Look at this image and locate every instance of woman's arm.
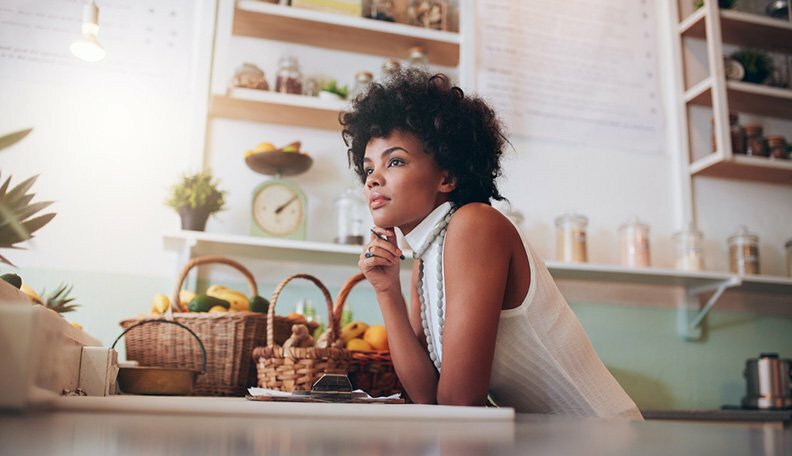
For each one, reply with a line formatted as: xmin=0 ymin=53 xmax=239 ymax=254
xmin=437 ymin=204 xmax=518 ymax=406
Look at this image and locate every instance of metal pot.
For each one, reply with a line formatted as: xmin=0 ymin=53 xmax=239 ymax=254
xmin=741 ymin=353 xmax=792 ymax=409
xmin=111 ymin=320 xmax=206 ymax=395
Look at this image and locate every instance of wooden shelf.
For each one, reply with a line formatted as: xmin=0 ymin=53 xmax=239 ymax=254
xmin=163 ymin=231 xmax=792 ymax=293
xmin=690 ymin=154 xmax=792 ymax=184
xmin=685 ymin=78 xmax=792 ymax=120
xmin=233 ymin=1 xmax=460 ymax=67
xmin=210 ymin=88 xmax=347 ymax=130
xmin=681 ymin=8 xmax=792 ymax=53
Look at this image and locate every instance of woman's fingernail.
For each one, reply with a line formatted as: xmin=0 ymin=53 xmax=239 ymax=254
xmin=400 ymin=254 xmax=405 ymax=260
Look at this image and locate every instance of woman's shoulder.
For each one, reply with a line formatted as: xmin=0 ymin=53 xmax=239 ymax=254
xmin=449 ymin=203 xmax=517 ymax=239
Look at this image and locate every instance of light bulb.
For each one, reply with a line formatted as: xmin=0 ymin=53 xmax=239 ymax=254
xmin=70 ymin=1 xmax=105 ymax=62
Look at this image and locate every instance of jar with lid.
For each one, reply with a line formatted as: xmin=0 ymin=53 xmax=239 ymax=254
xmin=382 ymin=58 xmax=401 ymax=80
xmin=407 ymin=46 xmax=429 ymax=67
xmin=350 ymin=71 xmax=373 ymax=99
xmin=711 ymin=112 xmax=744 ymax=155
xmin=786 ymin=238 xmax=792 ymax=278
xmin=275 ymin=55 xmax=303 ymax=95
xmin=232 ymin=62 xmax=269 ymax=90
xmin=619 ymin=217 xmax=651 ymax=267
xmin=766 ymin=135 xmax=788 ymax=159
xmin=366 ymin=0 xmax=395 ymax=22
xmin=728 ymin=226 xmax=760 ymax=275
xmin=554 ymin=213 xmax=588 ymax=263
xmin=333 ymin=187 xmax=367 ymax=245
xmin=744 ymin=124 xmax=768 ymax=157
xmin=672 ymin=224 xmax=705 ymax=271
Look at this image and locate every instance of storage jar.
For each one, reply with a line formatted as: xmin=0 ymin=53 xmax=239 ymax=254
xmin=275 ymin=55 xmax=303 ymax=95
xmin=619 ymin=217 xmax=651 ymax=267
xmin=744 ymin=124 xmax=768 ymax=157
xmin=351 ymin=71 xmax=373 ymax=99
xmin=672 ymin=224 xmax=705 ymax=271
xmin=554 ymin=213 xmax=588 ymax=263
xmin=766 ymin=135 xmax=788 ymax=159
xmin=333 ymin=187 xmax=367 ymax=245
xmin=728 ymin=226 xmax=760 ymax=275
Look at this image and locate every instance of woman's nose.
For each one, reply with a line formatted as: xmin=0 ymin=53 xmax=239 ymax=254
xmin=366 ymin=169 xmax=382 ymax=188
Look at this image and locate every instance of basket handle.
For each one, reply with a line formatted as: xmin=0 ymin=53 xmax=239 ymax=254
xmin=332 ymin=273 xmax=367 ymax=324
xmin=111 ymin=319 xmax=207 ymax=375
xmin=268 ymin=273 xmax=336 ymax=347
xmin=169 ymin=255 xmax=259 ymax=315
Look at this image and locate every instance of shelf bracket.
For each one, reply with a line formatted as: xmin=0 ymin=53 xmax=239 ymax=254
xmin=677 ymin=276 xmax=742 ymax=341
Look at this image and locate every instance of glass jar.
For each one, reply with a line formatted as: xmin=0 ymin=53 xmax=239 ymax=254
xmin=673 ymin=224 xmax=705 ymax=271
xmin=366 ymin=0 xmax=395 ymax=21
xmin=232 ymin=62 xmax=269 ymax=90
xmin=554 ymin=213 xmax=588 ymax=263
xmin=619 ymin=217 xmax=651 ymax=267
xmin=744 ymin=123 xmax=768 ymax=157
xmin=351 ymin=71 xmax=373 ymax=99
xmin=728 ymin=226 xmax=760 ymax=275
xmin=407 ymin=46 xmax=429 ymax=67
xmin=408 ymin=0 xmax=447 ymax=30
xmin=333 ymin=187 xmax=367 ymax=245
xmin=275 ymin=55 xmax=303 ymax=95
xmin=786 ymin=238 xmax=792 ymax=278
xmin=766 ymin=135 xmax=788 ymax=159
xmin=381 ymin=58 xmax=401 ymax=80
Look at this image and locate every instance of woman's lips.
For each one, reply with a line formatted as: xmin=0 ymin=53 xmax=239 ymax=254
xmin=369 ymin=194 xmax=388 ymax=209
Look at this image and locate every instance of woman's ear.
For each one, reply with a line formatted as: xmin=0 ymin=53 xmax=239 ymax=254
xmin=439 ymin=172 xmax=457 ymax=193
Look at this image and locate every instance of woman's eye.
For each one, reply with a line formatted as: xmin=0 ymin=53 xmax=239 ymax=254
xmin=364 ymin=167 xmax=373 ymax=176
xmin=387 ymin=158 xmax=404 ymax=167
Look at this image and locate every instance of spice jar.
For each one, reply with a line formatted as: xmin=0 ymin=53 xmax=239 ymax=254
xmin=744 ymin=124 xmax=768 ymax=157
xmin=382 ymin=58 xmax=401 ymax=80
xmin=554 ymin=213 xmax=588 ymax=263
xmin=619 ymin=217 xmax=651 ymax=267
xmin=366 ymin=0 xmax=395 ymax=21
xmin=766 ymin=135 xmax=788 ymax=159
xmin=333 ymin=187 xmax=367 ymax=245
xmin=728 ymin=226 xmax=760 ymax=275
xmin=673 ymin=224 xmax=705 ymax=271
xmin=786 ymin=238 xmax=792 ymax=278
xmin=275 ymin=55 xmax=303 ymax=95
xmin=350 ymin=71 xmax=373 ymax=99
xmin=407 ymin=46 xmax=429 ymax=67
xmin=232 ymin=62 xmax=269 ymax=90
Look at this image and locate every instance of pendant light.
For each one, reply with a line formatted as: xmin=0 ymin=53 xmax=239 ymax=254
xmin=70 ymin=0 xmax=105 ymax=62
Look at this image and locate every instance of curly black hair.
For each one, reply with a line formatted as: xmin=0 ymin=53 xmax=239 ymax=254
xmin=341 ymin=68 xmax=507 ymax=206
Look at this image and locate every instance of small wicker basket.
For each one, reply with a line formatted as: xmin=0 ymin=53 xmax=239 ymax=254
xmin=334 ymin=273 xmax=407 ymax=399
xmin=120 ymin=255 xmax=316 ymax=396
xmin=252 ymin=273 xmax=351 ymax=392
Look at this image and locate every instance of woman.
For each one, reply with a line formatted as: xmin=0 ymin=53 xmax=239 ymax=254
xmin=341 ymin=68 xmax=642 ymax=419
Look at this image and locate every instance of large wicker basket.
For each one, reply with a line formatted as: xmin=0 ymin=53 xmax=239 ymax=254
xmin=334 ymin=273 xmax=407 ymax=399
xmin=120 ymin=255 xmax=316 ymax=396
xmin=252 ymin=273 xmax=351 ymax=392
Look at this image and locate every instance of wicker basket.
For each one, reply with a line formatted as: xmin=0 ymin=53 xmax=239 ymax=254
xmin=120 ymin=255 xmax=316 ymax=396
xmin=252 ymin=274 xmax=351 ymax=392
xmin=334 ymin=273 xmax=407 ymax=399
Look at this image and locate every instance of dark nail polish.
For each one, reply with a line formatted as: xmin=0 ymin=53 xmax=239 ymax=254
xmin=400 ymin=254 xmax=406 ymax=260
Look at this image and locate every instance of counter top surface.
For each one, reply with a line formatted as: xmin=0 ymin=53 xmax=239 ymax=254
xmin=1 ymin=397 xmax=790 ymax=455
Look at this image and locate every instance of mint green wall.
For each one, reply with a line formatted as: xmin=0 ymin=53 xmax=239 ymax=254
xmin=6 ymin=266 xmax=790 ymax=411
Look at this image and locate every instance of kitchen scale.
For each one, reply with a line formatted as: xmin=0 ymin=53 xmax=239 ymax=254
xmin=245 ymin=145 xmax=313 ymax=240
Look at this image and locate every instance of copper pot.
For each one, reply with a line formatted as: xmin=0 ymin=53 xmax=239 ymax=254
xmin=742 ymin=353 xmax=792 ymax=409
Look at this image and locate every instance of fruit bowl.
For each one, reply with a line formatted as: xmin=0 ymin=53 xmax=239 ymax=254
xmin=245 ymin=149 xmax=313 ymax=176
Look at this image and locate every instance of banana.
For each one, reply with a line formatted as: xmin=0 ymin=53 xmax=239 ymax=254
xmin=20 ymin=283 xmax=43 ymax=305
xmin=150 ymin=294 xmax=170 ymax=314
xmin=207 ymin=286 xmax=249 ymax=312
xmin=340 ymin=321 xmax=369 ymax=343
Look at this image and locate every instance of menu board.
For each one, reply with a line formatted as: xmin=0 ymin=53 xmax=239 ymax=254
xmin=474 ymin=0 xmax=664 ymax=154
xmin=0 ymin=0 xmax=194 ymax=97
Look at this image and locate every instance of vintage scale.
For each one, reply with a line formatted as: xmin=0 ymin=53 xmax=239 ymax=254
xmin=244 ymin=143 xmax=313 ymax=240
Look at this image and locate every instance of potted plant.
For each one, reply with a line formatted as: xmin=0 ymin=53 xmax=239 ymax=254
xmin=165 ymin=171 xmax=226 ymax=231
xmin=318 ymin=79 xmax=349 ymax=100
xmin=0 ymin=128 xmax=56 ymax=266
xmin=730 ymin=49 xmax=774 ymax=84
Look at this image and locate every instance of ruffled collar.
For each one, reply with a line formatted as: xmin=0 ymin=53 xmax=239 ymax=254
xmin=400 ymin=202 xmax=455 ymax=258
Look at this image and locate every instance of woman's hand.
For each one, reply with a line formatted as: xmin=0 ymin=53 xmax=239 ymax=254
xmin=359 ymin=227 xmax=404 ymax=294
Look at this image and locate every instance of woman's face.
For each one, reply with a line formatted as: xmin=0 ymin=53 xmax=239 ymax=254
xmin=363 ymin=130 xmax=454 ymax=234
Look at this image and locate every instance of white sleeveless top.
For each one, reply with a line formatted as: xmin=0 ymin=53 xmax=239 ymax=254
xmin=400 ymin=203 xmax=643 ymax=419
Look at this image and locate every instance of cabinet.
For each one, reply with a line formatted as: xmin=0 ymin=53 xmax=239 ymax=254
xmin=671 ymin=1 xmax=792 ymax=185
xmin=209 ymin=0 xmax=462 ymax=131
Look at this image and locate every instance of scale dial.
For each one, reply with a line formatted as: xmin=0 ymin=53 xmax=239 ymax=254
xmin=251 ymin=180 xmax=306 ymax=239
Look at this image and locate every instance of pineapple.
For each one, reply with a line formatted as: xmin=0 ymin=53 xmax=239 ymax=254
xmin=41 ymin=283 xmax=79 ymax=314
xmin=0 ymin=128 xmax=56 ymax=266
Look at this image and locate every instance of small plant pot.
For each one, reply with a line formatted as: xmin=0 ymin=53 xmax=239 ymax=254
xmin=179 ymin=207 xmax=211 ymax=231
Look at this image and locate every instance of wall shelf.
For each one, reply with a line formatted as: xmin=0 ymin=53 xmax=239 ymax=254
xmin=685 ymin=78 xmax=792 ymax=121
xmin=681 ymin=8 xmax=792 ymax=53
xmin=210 ymin=88 xmax=347 ymax=130
xmin=233 ymin=1 xmax=461 ymax=66
xmin=689 ymin=153 xmax=792 ymax=184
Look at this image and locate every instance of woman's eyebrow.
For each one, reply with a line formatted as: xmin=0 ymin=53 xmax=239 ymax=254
xmin=364 ymin=146 xmax=408 ymax=164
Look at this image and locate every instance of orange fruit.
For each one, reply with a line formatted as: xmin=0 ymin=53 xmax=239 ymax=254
xmin=363 ymin=325 xmax=388 ymax=351
xmin=287 ymin=312 xmax=306 ymax=323
xmin=346 ymin=338 xmax=373 ymax=351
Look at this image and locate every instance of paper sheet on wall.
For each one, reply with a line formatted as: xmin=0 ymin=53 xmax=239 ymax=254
xmin=475 ymin=0 xmax=664 ymax=154
xmin=0 ymin=0 xmax=194 ymax=97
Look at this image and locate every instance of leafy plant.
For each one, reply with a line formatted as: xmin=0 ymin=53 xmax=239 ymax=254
xmin=320 ymin=79 xmax=350 ymax=99
xmin=0 ymin=128 xmax=56 ymax=266
xmin=41 ymin=283 xmax=79 ymax=314
xmin=165 ymin=171 xmax=226 ymax=214
xmin=731 ymin=49 xmax=774 ymax=84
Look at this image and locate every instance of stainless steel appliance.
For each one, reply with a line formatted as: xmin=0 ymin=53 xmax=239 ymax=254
xmin=742 ymin=353 xmax=792 ymax=409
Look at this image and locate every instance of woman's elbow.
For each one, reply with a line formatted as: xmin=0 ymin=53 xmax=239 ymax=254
xmin=436 ymin=390 xmax=487 ymax=407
